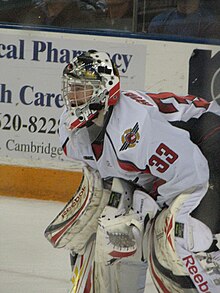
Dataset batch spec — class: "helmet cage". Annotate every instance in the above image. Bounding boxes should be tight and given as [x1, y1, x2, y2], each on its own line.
[62, 51, 120, 131]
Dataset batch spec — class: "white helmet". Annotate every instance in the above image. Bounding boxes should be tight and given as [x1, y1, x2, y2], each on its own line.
[62, 50, 120, 131]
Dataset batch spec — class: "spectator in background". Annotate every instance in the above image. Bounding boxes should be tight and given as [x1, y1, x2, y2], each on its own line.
[15, 0, 97, 29]
[0, 1, 33, 23]
[106, 0, 133, 30]
[148, 0, 220, 39]
[79, 0, 145, 32]
[79, 0, 107, 13]
[99, 0, 133, 31]
[0, 0, 141, 33]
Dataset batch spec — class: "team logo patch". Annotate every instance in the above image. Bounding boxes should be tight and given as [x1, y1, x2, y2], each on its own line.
[119, 122, 140, 151]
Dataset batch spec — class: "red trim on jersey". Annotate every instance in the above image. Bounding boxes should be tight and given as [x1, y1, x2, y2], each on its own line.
[105, 130, 151, 174]
[118, 160, 151, 174]
[148, 92, 210, 113]
[91, 143, 103, 160]
[63, 145, 67, 156]
[149, 178, 166, 199]
[62, 137, 69, 156]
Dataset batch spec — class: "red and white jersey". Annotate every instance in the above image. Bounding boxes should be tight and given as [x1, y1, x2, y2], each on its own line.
[59, 91, 219, 206]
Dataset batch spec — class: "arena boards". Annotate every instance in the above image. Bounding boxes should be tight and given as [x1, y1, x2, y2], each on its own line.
[0, 164, 82, 202]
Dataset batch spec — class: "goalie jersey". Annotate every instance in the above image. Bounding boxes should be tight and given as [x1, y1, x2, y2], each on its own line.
[59, 91, 220, 207]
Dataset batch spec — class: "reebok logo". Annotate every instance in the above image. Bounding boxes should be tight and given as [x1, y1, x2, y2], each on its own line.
[182, 254, 211, 292]
[61, 186, 86, 218]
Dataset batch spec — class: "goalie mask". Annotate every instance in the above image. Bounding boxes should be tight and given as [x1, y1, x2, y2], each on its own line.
[62, 50, 120, 131]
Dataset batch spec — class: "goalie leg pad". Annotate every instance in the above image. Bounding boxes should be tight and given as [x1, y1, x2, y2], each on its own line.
[94, 259, 147, 293]
[132, 189, 160, 261]
[44, 166, 110, 254]
[172, 186, 213, 253]
[147, 191, 219, 293]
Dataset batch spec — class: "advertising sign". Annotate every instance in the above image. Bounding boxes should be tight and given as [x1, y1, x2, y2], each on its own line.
[1, 28, 220, 169]
[0, 28, 147, 168]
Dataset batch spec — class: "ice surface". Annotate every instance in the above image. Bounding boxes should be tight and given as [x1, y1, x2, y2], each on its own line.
[0, 196, 157, 293]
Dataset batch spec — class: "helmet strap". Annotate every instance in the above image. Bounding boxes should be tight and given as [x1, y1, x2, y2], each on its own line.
[104, 93, 109, 114]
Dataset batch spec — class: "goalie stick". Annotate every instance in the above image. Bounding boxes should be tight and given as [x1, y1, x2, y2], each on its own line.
[69, 240, 96, 293]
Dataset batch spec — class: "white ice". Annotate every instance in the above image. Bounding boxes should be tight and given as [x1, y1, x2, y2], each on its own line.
[0, 196, 157, 293]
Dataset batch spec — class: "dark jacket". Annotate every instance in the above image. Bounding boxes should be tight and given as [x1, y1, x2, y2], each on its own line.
[0, 1, 97, 30]
[20, 1, 96, 29]
[148, 7, 220, 39]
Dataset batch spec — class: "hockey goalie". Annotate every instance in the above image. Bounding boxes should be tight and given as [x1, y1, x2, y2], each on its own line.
[45, 165, 220, 293]
[45, 50, 220, 292]
[45, 166, 152, 292]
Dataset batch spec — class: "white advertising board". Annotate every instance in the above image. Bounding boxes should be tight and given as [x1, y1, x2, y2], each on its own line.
[0, 27, 219, 169]
[0, 28, 147, 168]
